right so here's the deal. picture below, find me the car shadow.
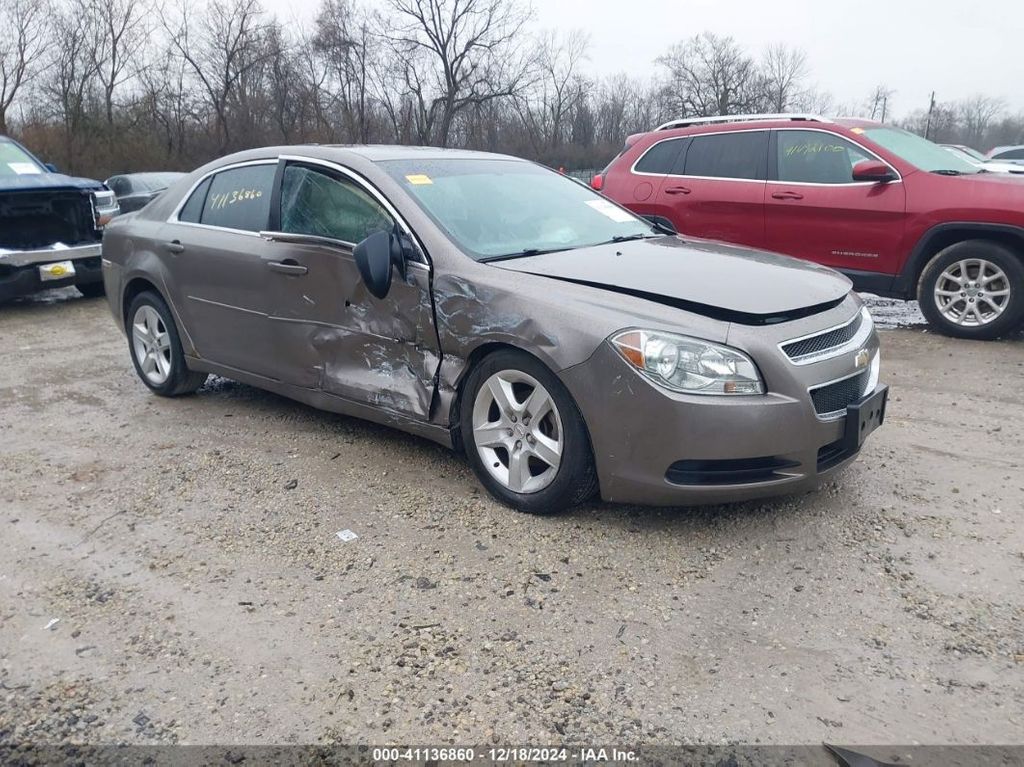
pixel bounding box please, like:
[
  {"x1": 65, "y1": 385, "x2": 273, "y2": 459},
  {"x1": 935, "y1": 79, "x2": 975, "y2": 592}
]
[{"x1": 193, "y1": 375, "x2": 840, "y2": 534}]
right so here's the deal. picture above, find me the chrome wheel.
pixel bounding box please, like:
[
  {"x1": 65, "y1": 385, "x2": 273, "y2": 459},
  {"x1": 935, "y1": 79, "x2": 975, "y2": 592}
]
[
  {"x1": 934, "y1": 258, "x2": 1011, "y2": 327},
  {"x1": 472, "y1": 370, "x2": 563, "y2": 494},
  {"x1": 131, "y1": 305, "x2": 172, "y2": 385}
]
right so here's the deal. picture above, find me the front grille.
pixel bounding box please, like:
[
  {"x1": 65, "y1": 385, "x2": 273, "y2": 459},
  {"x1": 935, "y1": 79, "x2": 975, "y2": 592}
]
[
  {"x1": 810, "y1": 370, "x2": 869, "y2": 417},
  {"x1": 782, "y1": 312, "x2": 862, "y2": 360}
]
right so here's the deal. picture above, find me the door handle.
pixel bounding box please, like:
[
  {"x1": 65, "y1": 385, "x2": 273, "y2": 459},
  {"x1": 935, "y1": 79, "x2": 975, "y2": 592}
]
[
  {"x1": 267, "y1": 259, "x2": 308, "y2": 276},
  {"x1": 664, "y1": 186, "x2": 692, "y2": 195},
  {"x1": 164, "y1": 240, "x2": 184, "y2": 254},
  {"x1": 771, "y1": 191, "x2": 804, "y2": 200}
]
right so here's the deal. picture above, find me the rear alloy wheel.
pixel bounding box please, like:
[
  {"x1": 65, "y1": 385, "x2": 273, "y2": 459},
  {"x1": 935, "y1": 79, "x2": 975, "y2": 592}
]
[
  {"x1": 460, "y1": 350, "x2": 597, "y2": 514},
  {"x1": 918, "y1": 240, "x2": 1024, "y2": 340},
  {"x1": 127, "y1": 292, "x2": 208, "y2": 396}
]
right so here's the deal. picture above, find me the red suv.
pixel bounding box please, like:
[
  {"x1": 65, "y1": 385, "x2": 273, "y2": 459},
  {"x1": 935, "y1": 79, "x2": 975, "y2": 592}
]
[{"x1": 595, "y1": 114, "x2": 1024, "y2": 340}]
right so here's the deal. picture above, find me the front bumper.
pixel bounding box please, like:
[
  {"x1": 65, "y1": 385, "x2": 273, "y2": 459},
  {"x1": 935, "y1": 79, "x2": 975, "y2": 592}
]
[
  {"x1": 560, "y1": 303, "x2": 884, "y2": 506},
  {"x1": 0, "y1": 243, "x2": 103, "y2": 301}
]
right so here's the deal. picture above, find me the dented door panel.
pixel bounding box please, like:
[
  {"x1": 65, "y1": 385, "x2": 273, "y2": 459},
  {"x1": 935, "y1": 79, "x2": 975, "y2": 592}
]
[{"x1": 264, "y1": 241, "x2": 440, "y2": 420}]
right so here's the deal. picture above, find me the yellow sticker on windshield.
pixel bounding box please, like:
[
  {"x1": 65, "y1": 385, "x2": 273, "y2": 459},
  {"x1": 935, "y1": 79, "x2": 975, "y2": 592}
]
[
  {"x1": 405, "y1": 174, "x2": 433, "y2": 185},
  {"x1": 851, "y1": 127, "x2": 865, "y2": 134}
]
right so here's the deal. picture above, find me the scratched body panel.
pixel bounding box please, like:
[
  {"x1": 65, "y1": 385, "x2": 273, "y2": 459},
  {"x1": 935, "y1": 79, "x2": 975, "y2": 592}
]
[{"x1": 263, "y1": 241, "x2": 439, "y2": 418}]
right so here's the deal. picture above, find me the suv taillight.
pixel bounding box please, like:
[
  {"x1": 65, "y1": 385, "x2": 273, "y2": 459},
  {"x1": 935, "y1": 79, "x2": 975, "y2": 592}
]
[{"x1": 591, "y1": 173, "x2": 604, "y2": 191}]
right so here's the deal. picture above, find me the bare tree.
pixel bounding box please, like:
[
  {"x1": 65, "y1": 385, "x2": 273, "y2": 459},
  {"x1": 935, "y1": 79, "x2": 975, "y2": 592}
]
[
  {"x1": 516, "y1": 29, "x2": 589, "y2": 155},
  {"x1": 161, "y1": 0, "x2": 272, "y2": 153},
  {"x1": 88, "y1": 0, "x2": 146, "y2": 128},
  {"x1": 41, "y1": 0, "x2": 100, "y2": 173},
  {"x1": 312, "y1": 0, "x2": 376, "y2": 142},
  {"x1": 0, "y1": 0, "x2": 47, "y2": 134},
  {"x1": 956, "y1": 95, "x2": 1005, "y2": 148},
  {"x1": 380, "y1": 0, "x2": 534, "y2": 146},
  {"x1": 866, "y1": 84, "x2": 895, "y2": 122},
  {"x1": 761, "y1": 43, "x2": 807, "y2": 112},
  {"x1": 656, "y1": 32, "x2": 764, "y2": 117}
]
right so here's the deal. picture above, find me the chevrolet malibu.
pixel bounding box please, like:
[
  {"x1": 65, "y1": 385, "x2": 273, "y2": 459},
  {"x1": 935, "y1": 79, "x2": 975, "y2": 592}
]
[{"x1": 101, "y1": 146, "x2": 887, "y2": 514}]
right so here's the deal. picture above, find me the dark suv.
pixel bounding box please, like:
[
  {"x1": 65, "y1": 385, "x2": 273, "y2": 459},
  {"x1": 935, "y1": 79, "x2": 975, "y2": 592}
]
[{"x1": 595, "y1": 114, "x2": 1024, "y2": 340}]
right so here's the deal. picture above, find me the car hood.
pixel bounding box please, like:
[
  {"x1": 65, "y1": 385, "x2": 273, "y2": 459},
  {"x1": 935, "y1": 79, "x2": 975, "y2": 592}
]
[
  {"x1": 0, "y1": 172, "x2": 104, "y2": 193},
  {"x1": 493, "y1": 236, "x2": 852, "y2": 325}
]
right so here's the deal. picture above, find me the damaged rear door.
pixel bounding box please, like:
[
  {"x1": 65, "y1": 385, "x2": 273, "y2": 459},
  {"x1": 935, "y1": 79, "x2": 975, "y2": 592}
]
[{"x1": 260, "y1": 158, "x2": 440, "y2": 419}]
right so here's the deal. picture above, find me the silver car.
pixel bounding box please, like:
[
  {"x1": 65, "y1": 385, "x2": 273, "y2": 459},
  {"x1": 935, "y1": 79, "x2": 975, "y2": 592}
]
[{"x1": 101, "y1": 146, "x2": 887, "y2": 513}]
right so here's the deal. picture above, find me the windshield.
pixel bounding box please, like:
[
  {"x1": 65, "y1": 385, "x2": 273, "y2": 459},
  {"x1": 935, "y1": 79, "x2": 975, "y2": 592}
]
[
  {"x1": 379, "y1": 158, "x2": 656, "y2": 260},
  {"x1": 862, "y1": 127, "x2": 979, "y2": 174},
  {"x1": 0, "y1": 140, "x2": 44, "y2": 177}
]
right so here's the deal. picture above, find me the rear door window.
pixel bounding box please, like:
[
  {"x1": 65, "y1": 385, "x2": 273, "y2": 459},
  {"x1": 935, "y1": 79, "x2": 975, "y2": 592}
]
[
  {"x1": 199, "y1": 164, "x2": 276, "y2": 231},
  {"x1": 683, "y1": 131, "x2": 768, "y2": 180},
  {"x1": 775, "y1": 130, "x2": 874, "y2": 184},
  {"x1": 633, "y1": 139, "x2": 687, "y2": 174},
  {"x1": 279, "y1": 164, "x2": 394, "y2": 245}
]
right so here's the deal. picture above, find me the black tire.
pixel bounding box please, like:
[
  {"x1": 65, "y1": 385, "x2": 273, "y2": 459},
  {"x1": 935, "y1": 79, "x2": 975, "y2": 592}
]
[
  {"x1": 76, "y1": 281, "x2": 106, "y2": 298},
  {"x1": 459, "y1": 349, "x2": 598, "y2": 515},
  {"x1": 917, "y1": 240, "x2": 1024, "y2": 340},
  {"x1": 126, "y1": 291, "x2": 208, "y2": 396}
]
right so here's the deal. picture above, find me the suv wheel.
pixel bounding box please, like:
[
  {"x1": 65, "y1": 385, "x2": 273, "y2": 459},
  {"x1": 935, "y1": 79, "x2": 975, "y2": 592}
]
[
  {"x1": 460, "y1": 349, "x2": 597, "y2": 514},
  {"x1": 127, "y1": 292, "x2": 208, "y2": 396},
  {"x1": 918, "y1": 240, "x2": 1024, "y2": 340}
]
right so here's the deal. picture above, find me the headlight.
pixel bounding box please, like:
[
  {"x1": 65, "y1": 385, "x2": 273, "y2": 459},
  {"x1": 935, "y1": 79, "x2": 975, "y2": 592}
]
[{"x1": 611, "y1": 329, "x2": 765, "y2": 395}]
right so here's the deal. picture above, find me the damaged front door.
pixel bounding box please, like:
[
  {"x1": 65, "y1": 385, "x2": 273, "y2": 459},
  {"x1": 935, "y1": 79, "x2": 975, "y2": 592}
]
[{"x1": 261, "y1": 159, "x2": 440, "y2": 420}]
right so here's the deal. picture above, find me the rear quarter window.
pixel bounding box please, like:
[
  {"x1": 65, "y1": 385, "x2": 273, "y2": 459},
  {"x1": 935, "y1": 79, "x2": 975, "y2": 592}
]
[
  {"x1": 177, "y1": 177, "x2": 211, "y2": 223},
  {"x1": 633, "y1": 138, "x2": 687, "y2": 174},
  {"x1": 199, "y1": 164, "x2": 276, "y2": 231},
  {"x1": 683, "y1": 131, "x2": 768, "y2": 180}
]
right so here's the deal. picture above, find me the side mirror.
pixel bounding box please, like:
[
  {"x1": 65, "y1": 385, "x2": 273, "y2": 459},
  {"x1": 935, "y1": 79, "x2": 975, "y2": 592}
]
[
  {"x1": 852, "y1": 159, "x2": 896, "y2": 183},
  {"x1": 354, "y1": 229, "x2": 405, "y2": 299},
  {"x1": 44, "y1": 163, "x2": 59, "y2": 173}
]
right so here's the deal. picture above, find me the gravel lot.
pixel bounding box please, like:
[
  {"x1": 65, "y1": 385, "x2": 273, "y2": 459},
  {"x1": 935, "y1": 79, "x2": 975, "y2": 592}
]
[{"x1": 1, "y1": 290, "x2": 1022, "y2": 746}]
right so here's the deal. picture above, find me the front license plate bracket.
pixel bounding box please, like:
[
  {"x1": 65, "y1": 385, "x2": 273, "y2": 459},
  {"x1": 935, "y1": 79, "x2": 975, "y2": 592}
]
[{"x1": 841, "y1": 384, "x2": 888, "y2": 454}]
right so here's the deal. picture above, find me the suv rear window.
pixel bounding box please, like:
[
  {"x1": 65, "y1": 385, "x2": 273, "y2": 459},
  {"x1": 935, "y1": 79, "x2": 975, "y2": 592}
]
[
  {"x1": 633, "y1": 139, "x2": 686, "y2": 174},
  {"x1": 683, "y1": 131, "x2": 768, "y2": 180}
]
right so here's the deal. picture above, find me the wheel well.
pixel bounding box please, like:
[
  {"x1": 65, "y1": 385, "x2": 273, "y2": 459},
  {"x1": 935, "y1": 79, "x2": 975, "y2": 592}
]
[
  {"x1": 446, "y1": 342, "x2": 597, "y2": 469},
  {"x1": 448, "y1": 342, "x2": 519, "y2": 452},
  {"x1": 908, "y1": 228, "x2": 1024, "y2": 294},
  {"x1": 122, "y1": 277, "x2": 161, "y2": 326}
]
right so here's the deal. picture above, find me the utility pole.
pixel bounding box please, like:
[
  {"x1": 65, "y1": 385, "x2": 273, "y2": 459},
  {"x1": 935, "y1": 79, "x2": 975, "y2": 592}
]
[
  {"x1": 925, "y1": 91, "x2": 936, "y2": 139},
  {"x1": 880, "y1": 94, "x2": 888, "y2": 123}
]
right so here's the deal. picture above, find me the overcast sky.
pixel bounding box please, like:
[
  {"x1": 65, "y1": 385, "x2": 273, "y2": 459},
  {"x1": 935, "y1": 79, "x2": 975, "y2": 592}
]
[{"x1": 268, "y1": 0, "x2": 1023, "y2": 118}]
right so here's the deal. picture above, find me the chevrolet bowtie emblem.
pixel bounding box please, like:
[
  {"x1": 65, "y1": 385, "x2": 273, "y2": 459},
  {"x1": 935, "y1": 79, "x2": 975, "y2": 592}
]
[{"x1": 854, "y1": 349, "x2": 870, "y2": 369}]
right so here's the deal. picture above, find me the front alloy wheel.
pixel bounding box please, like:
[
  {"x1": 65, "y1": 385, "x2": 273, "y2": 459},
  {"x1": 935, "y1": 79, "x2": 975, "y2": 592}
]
[
  {"x1": 918, "y1": 240, "x2": 1024, "y2": 340},
  {"x1": 472, "y1": 370, "x2": 564, "y2": 494},
  {"x1": 460, "y1": 349, "x2": 597, "y2": 514}
]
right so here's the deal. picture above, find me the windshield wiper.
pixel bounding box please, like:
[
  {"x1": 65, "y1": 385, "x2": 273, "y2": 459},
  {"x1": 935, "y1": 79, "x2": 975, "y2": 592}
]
[
  {"x1": 480, "y1": 246, "x2": 573, "y2": 263},
  {"x1": 591, "y1": 233, "x2": 663, "y2": 246},
  {"x1": 931, "y1": 169, "x2": 965, "y2": 176}
]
